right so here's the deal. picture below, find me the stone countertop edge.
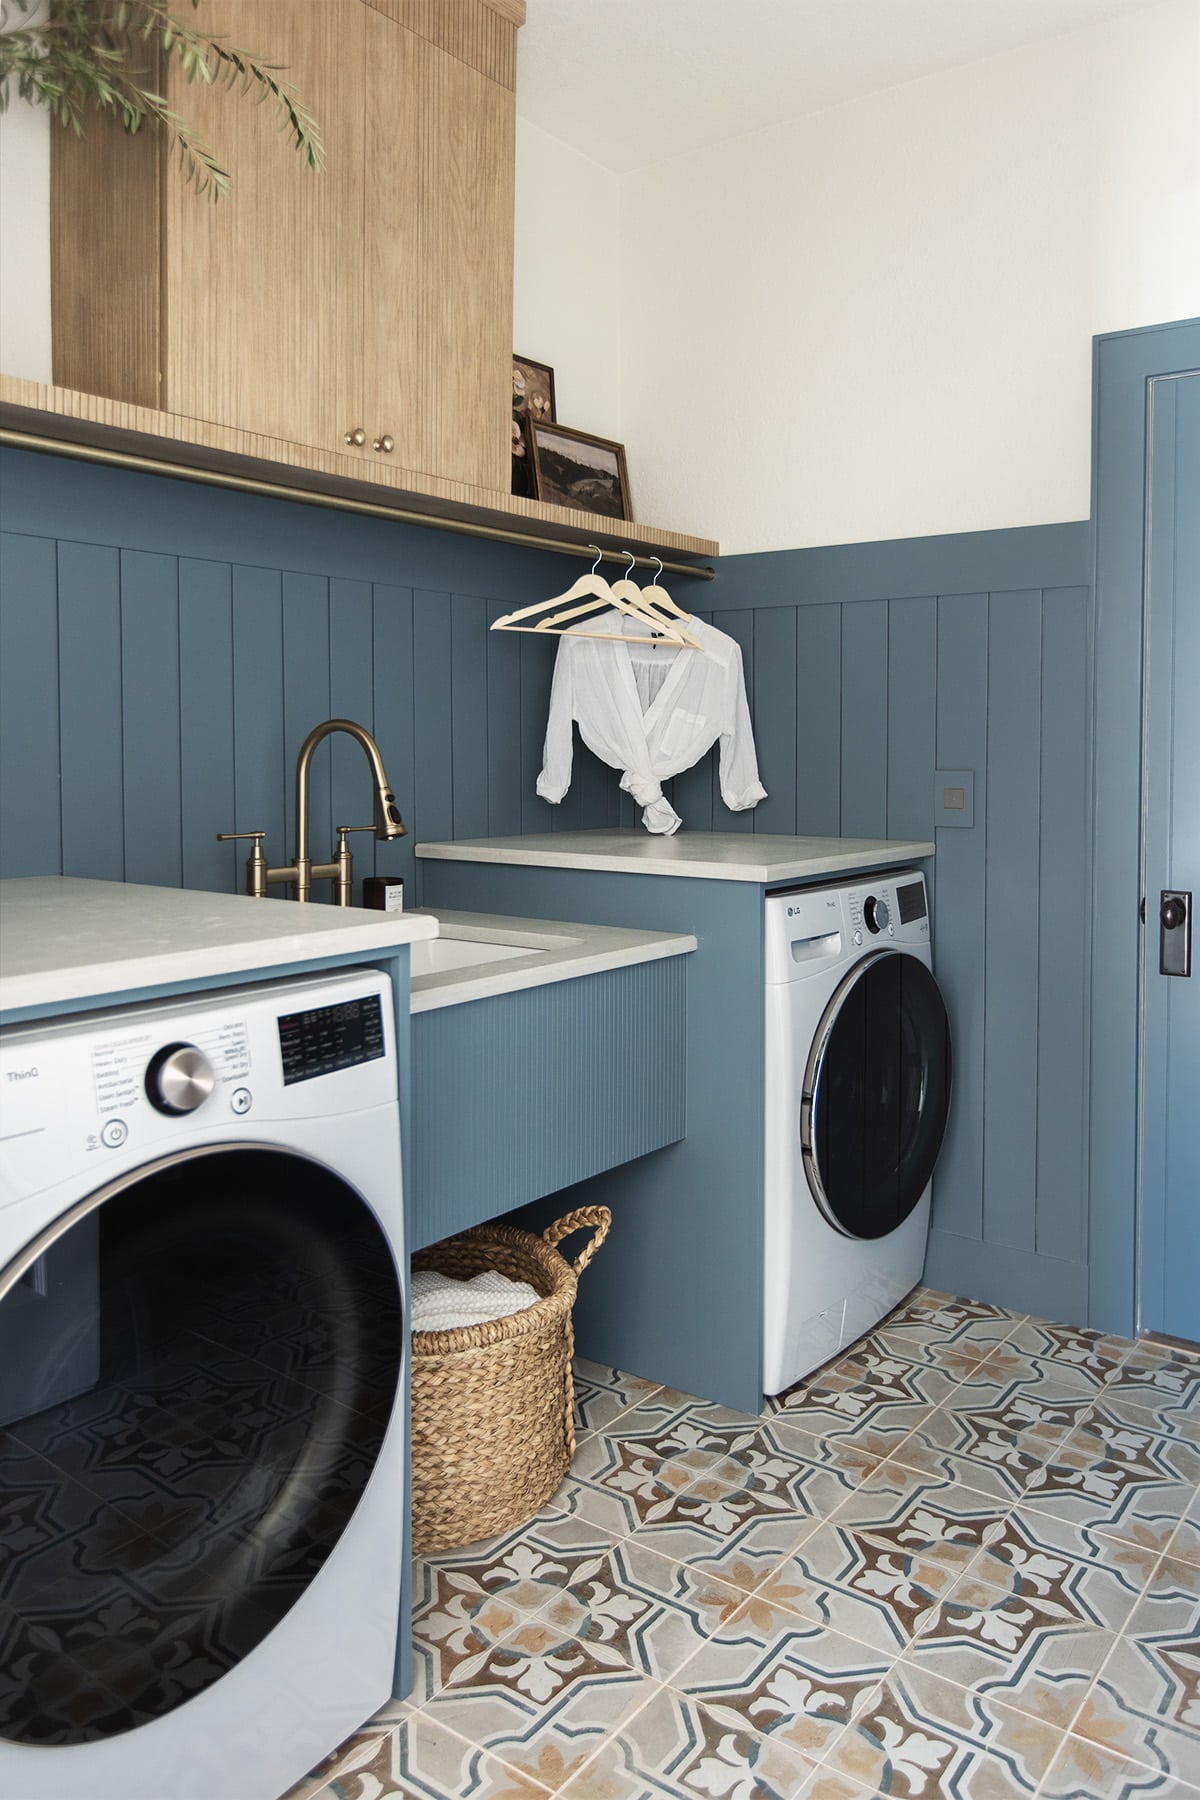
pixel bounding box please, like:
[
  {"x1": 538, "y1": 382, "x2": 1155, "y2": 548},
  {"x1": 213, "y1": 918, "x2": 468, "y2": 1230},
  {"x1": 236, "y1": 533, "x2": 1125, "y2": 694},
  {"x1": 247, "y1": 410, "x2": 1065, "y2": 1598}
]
[
  {"x1": 408, "y1": 909, "x2": 697, "y2": 1014},
  {"x1": 0, "y1": 877, "x2": 438, "y2": 1014},
  {"x1": 414, "y1": 830, "x2": 936, "y2": 884}
]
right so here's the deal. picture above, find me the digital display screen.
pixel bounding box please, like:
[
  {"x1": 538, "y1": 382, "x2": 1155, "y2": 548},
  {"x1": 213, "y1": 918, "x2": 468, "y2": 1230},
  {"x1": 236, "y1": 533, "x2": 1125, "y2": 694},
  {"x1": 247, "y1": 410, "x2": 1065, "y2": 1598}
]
[
  {"x1": 897, "y1": 882, "x2": 927, "y2": 925},
  {"x1": 278, "y1": 995, "x2": 385, "y2": 1085}
]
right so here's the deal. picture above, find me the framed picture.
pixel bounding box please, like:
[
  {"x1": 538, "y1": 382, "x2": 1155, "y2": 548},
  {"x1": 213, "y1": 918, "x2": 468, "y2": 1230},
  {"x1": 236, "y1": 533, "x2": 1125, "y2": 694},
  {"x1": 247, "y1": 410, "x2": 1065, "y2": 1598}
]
[
  {"x1": 512, "y1": 355, "x2": 556, "y2": 425},
  {"x1": 529, "y1": 420, "x2": 633, "y2": 521},
  {"x1": 510, "y1": 412, "x2": 535, "y2": 498}
]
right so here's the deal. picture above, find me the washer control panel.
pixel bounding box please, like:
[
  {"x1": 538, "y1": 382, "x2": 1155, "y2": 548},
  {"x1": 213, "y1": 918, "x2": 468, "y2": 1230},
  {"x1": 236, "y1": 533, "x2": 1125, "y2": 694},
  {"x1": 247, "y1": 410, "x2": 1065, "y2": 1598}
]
[
  {"x1": 766, "y1": 869, "x2": 930, "y2": 984},
  {"x1": 0, "y1": 969, "x2": 395, "y2": 1202}
]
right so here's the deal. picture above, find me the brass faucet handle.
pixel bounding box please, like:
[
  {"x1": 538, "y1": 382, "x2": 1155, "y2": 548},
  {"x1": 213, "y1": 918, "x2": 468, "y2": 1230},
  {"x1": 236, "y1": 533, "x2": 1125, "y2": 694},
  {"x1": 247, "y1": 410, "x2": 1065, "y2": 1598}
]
[
  {"x1": 335, "y1": 824, "x2": 378, "y2": 837},
  {"x1": 217, "y1": 830, "x2": 269, "y2": 899}
]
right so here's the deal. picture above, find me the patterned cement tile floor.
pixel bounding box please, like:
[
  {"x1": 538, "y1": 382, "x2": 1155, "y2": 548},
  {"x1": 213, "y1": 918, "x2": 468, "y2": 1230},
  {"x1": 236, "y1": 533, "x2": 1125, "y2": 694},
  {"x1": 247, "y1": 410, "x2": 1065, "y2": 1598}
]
[{"x1": 287, "y1": 1289, "x2": 1200, "y2": 1800}]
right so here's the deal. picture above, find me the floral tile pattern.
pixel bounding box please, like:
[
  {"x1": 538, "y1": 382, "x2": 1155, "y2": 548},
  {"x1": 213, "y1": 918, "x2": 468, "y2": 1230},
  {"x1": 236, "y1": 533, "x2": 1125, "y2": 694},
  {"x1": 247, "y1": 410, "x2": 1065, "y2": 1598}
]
[{"x1": 291, "y1": 1295, "x2": 1200, "y2": 1800}]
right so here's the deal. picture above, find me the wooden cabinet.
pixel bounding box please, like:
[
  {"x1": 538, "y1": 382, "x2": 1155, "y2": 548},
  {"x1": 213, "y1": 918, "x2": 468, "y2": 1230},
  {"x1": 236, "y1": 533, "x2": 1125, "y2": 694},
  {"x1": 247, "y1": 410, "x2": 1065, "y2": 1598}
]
[{"x1": 51, "y1": 0, "x2": 517, "y2": 493}]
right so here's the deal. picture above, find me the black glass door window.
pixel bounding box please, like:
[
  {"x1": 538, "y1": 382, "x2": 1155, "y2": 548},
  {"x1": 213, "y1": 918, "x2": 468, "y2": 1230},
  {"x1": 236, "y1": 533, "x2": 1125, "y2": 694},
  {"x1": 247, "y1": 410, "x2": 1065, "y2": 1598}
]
[
  {"x1": 0, "y1": 1148, "x2": 402, "y2": 1747},
  {"x1": 804, "y1": 951, "x2": 952, "y2": 1239}
]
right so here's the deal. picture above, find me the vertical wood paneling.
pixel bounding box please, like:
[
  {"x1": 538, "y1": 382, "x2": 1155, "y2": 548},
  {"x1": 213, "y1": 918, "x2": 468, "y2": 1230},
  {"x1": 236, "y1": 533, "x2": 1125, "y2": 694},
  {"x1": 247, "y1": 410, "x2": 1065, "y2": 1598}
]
[
  {"x1": 450, "y1": 592, "x2": 490, "y2": 840},
  {"x1": 671, "y1": 609, "x2": 715, "y2": 830},
  {"x1": 485, "y1": 597, "x2": 522, "y2": 836},
  {"x1": 58, "y1": 541, "x2": 124, "y2": 880},
  {"x1": 120, "y1": 550, "x2": 182, "y2": 888},
  {"x1": 886, "y1": 597, "x2": 937, "y2": 841},
  {"x1": 1036, "y1": 587, "x2": 1089, "y2": 1262},
  {"x1": 0, "y1": 533, "x2": 61, "y2": 877},
  {"x1": 932, "y1": 593, "x2": 989, "y2": 1242},
  {"x1": 281, "y1": 572, "x2": 331, "y2": 864},
  {"x1": 231, "y1": 564, "x2": 285, "y2": 844},
  {"x1": 328, "y1": 577, "x2": 376, "y2": 880},
  {"x1": 982, "y1": 590, "x2": 1043, "y2": 1253},
  {"x1": 711, "y1": 609, "x2": 754, "y2": 831},
  {"x1": 519, "y1": 633, "x2": 556, "y2": 833},
  {"x1": 372, "y1": 583, "x2": 416, "y2": 899},
  {"x1": 795, "y1": 604, "x2": 842, "y2": 836},
  {"x1": 179, "y1": 558, "x2": 235, "y2": 895},
  {"x1": 840, "y1": 599, "x2": 889, "y2": 838},
  {"x1": 412, "y1": 589, "x2": 455, "y2": 850},
  {"x1": 751, "y1": 606, "x2": 798, "y2": 835}
]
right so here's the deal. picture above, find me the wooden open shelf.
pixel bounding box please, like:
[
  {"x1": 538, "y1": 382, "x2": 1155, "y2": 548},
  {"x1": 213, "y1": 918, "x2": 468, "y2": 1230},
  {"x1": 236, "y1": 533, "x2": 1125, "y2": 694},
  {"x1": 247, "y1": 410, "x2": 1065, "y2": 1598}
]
[{"x1": 0, "y1": 377, "x2": 720, "y2": 569}]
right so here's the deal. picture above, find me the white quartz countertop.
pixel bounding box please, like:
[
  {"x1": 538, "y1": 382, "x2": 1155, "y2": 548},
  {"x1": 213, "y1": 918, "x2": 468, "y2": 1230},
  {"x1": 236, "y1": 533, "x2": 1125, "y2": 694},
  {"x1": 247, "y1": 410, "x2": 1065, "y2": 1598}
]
[
  {"x1": 0, "y1": 878, "x2": 437, "y2": 1014},
  {"x1": 416, "y1": 830, "x2": 935, "y2": 884},
  {"x1": 407, "y1": 909, "x2": 696, "y2": 1013}
]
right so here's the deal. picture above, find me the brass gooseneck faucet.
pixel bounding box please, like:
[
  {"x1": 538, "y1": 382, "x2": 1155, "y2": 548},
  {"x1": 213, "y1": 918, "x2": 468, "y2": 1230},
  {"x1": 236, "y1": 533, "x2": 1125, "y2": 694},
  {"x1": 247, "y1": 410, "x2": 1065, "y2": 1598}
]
[{"x1": 218, "y1": 718, "x2": 407, "y2": 904}]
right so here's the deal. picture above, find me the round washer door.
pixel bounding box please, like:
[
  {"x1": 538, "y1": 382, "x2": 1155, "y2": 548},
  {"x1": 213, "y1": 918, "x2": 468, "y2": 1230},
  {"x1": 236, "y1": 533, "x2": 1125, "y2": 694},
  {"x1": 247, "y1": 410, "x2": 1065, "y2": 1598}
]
[
  {"x1": 0, "y1": 1145, "x2": 403, "y2": 1748},
  {"x1": 802, "y1": 949, "x2": 952, "y2": 1240}
]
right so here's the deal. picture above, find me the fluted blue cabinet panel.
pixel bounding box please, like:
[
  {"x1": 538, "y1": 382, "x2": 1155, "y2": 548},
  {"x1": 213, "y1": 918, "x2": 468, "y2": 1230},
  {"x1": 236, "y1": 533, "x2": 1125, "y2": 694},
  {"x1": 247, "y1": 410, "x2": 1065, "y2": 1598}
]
[
  {"x1": 421, "y1": 860, "x2": 766, "y2": 1414},
  {"x1": 411, "y1": 957, "x2": 687, "y2": 1251}
]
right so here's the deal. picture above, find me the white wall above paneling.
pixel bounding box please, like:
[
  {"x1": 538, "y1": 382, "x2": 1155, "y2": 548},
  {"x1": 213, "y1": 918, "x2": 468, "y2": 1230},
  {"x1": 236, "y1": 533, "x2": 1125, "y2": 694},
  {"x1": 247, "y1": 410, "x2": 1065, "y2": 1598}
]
[
  {"x1": 517, "y1": 0, "x2": 1200, "y2": 552},
  {"x1": 512, "y1": 117, "x2": 622, "y2": 444},
  {"x1": 0, "y1": 97, "x2": 50, "y2": 382}
]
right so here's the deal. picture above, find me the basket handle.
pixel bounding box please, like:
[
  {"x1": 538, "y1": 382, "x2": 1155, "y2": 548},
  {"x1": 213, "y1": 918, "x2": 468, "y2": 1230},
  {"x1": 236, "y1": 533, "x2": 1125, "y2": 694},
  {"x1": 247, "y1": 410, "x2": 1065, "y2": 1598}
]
[{"x1": 543, "y1": 1205, "x2": 611, "y2": 1276}]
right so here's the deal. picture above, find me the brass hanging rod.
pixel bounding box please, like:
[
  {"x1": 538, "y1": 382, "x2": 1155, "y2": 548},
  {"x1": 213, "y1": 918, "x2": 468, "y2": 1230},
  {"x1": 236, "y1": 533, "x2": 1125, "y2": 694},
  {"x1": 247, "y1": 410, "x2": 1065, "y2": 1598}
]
[{"x1": 0, "y1": 428, "x2": 718, "y2": 581}]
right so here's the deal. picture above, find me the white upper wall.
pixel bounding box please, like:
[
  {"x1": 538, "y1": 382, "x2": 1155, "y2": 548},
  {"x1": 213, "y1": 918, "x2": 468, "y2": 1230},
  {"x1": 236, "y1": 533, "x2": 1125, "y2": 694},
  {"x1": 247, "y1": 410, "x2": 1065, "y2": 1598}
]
[
  {"x1": 0, "y1": 95, "x2": 51, "y2": 382},
  {"x1": 613, "y1": 0, "x2": 1200, "y2": 551},
  {"x1": 512, "y1": 117, "x2": 621, "y2": 443},
  {"x1": 512, "y1": 0, "x2": 1200, "y2": 553}
]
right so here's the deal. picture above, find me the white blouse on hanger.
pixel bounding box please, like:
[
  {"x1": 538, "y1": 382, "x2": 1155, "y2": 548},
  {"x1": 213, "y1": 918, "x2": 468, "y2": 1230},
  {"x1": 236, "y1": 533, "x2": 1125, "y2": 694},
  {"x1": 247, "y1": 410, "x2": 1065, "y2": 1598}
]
[{"x1": 536, "y1": 610, "x2": 767, "y2": 834}]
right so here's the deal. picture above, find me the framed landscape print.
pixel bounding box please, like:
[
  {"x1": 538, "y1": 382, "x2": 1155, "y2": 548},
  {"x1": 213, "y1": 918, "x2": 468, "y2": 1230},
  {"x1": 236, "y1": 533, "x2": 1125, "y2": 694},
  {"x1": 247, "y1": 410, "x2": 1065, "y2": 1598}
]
[{"x1": 529, "y1": 421, "x2": 632, "y2": 520}]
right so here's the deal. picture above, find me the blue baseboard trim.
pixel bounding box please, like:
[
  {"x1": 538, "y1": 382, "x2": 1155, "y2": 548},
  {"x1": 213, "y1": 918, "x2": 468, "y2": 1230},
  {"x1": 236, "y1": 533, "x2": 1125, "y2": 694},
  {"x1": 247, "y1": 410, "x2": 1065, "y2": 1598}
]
[{"x1": 923, "y1": 1228, "x2": 1089, "y2": 1325}]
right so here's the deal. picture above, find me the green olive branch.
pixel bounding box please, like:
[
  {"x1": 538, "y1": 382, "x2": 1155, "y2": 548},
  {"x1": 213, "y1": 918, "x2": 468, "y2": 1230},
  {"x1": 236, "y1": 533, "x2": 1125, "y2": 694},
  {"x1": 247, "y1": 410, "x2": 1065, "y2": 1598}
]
[{"x1": 0, "y1": 0, "x2": 324, "y2": 199}]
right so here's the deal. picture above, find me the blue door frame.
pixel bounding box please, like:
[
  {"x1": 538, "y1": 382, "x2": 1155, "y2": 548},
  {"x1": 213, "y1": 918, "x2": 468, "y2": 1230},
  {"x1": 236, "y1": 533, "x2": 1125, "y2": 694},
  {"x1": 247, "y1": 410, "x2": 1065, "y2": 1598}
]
[{"x1": 1089, "y1": 315, "x2": 1200, "y2": 1338}]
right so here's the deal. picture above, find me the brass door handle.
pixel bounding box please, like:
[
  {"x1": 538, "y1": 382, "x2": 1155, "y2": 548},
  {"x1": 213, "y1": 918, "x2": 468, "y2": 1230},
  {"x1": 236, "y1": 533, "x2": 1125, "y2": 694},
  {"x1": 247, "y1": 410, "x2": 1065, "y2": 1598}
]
[
  {"x1": 373, "y1": 434, "x2": 395, "y2": 454},
  {"x1": 344, "y1": 426, "x2": 366, "y2": 446}
]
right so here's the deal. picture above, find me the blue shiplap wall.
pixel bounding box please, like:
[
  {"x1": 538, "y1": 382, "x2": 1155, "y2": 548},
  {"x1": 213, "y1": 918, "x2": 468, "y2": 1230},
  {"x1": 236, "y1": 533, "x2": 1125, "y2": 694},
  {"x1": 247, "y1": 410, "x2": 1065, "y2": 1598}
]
[
  {"x1": 703, "y1": 524, "x2": 1093, "y2": 1321},
  {"x1": 0, "y1": 447, "x2": 639, "y2": 902},
  {"x1": 0, "y1": 447, "x2": 1094, "y2": 1320}
]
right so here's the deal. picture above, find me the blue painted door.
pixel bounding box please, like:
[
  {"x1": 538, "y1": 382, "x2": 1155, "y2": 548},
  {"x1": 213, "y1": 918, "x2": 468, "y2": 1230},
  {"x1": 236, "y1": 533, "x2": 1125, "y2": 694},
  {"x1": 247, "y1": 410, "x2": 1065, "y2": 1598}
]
[{"x1": 1140, "y1": 369, "x2": 1200, "y2": 1342}]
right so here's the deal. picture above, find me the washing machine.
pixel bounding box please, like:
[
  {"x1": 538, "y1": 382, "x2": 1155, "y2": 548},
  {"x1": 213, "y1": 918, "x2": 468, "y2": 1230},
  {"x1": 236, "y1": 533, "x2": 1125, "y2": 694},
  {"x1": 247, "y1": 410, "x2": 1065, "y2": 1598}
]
[
  {"x1": 0, "y1": 967, "x2": 406, "y2": 1800},
  {"x1": 763, "y1": 870, "x2": 952, "y2": 1395}
]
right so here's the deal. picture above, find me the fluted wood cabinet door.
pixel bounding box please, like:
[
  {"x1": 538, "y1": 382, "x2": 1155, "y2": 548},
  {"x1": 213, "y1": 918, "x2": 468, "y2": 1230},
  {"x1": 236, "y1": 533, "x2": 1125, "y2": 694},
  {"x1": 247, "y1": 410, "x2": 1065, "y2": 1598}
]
[
  {"x1": 163, "y1": 0, "x2": 366, "y2": 450},
  {"x1": 51, "y1": 0, "x2": 519, "y2": 491},
  {"x1": 361, "y1": 4, "x2": 514, "y2": 491}
]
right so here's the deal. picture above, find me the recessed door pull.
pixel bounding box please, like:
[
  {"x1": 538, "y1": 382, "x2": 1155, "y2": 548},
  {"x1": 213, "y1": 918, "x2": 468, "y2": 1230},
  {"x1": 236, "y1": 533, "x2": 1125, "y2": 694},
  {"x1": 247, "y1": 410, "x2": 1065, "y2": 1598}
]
[{"x1": 1160, "y1": 889, "x2": 1192, "y2": 977}]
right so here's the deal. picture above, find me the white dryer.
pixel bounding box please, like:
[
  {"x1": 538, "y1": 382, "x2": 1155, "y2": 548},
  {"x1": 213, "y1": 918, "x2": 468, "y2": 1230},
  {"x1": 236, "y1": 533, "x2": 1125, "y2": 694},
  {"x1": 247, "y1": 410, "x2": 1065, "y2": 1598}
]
[
  {"x1": 0, "y1": 968, "x2": 406, "y2": 1800},
  {"x1": 763, "y1": 871, "x2": 951, "y2": 1395}
]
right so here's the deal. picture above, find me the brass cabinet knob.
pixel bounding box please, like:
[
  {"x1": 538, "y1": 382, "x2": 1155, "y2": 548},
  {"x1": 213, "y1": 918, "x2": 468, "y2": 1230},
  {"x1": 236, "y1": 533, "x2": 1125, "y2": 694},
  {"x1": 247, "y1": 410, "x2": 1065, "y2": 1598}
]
[
  {"x1": 344, "y1": 426, "x2": 366, "y2": 446},
  {"x1": 373, "y1": 434, "x2": 395, "y2": 454}
]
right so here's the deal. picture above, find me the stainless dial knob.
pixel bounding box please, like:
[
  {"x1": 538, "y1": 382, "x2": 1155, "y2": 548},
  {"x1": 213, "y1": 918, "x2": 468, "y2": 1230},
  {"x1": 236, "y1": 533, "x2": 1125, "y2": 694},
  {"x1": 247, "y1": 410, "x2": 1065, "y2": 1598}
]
[
  {"x1": 863, "y1": 894, "x2": 891, "y2": 934},
  {"x1": 145, "y1": 1042, "x2": 216, "y2": 1116}
]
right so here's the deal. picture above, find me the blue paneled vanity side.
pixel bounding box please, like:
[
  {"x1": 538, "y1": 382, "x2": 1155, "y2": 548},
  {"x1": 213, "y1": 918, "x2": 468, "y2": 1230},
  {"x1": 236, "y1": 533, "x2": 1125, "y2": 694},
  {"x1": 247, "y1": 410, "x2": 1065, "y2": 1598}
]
[
  {"x1": 411, "y1": 958, "x2": 687, "y2": 1251},
  {"x1": 420, "y1": 860, "x2": 767, "y2": 1416}
]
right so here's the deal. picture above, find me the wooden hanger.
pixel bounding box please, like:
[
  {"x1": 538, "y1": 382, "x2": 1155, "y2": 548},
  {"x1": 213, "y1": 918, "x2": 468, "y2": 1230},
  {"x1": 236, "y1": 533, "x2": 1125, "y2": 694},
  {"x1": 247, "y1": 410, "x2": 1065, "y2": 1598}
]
[
  {"x1": 610, "y1": 554, "x2": 703, "y2": 649},
  {"x1": 491, "y1": 549, "x2": 699, "y2": 647}
]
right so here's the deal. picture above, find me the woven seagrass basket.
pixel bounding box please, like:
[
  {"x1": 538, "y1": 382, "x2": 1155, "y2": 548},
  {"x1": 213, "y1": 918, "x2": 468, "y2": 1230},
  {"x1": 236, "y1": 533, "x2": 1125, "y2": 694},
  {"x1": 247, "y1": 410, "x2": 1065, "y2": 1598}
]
[{"x1": 409, "y1": 1205, "x2": 611, "y2": 1554}]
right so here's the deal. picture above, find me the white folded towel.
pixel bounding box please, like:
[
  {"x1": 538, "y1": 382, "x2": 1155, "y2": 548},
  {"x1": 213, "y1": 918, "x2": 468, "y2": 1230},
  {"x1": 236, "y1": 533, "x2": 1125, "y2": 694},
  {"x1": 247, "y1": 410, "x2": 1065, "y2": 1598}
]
[{"x1": 411, "y1": 1268, "x2": 541, "y2": 1333}]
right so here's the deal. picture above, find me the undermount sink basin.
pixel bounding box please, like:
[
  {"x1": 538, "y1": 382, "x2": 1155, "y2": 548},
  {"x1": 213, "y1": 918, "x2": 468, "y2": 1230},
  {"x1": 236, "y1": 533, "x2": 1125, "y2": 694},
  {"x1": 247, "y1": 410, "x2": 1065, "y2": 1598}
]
[{"x1": 409, "y1": 936, "x2": 549, "y2": 977}]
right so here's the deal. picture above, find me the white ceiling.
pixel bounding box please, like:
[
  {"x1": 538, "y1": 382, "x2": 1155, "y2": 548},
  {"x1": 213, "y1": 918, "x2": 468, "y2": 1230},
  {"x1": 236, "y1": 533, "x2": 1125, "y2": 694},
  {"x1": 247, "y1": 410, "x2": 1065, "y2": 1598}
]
[{"x1": 517, "y1": 0, "x2": 1172, "y2": 173}]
